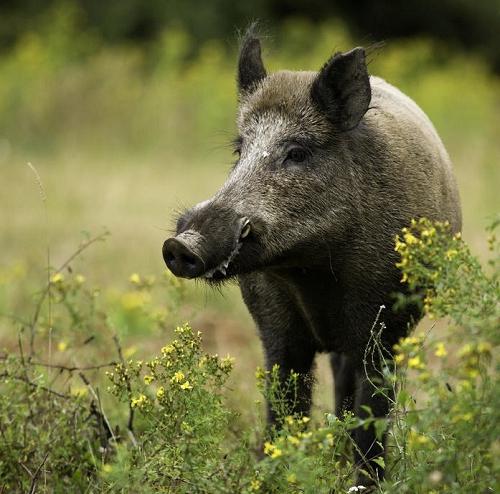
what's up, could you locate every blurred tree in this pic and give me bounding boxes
[0,0,499,72]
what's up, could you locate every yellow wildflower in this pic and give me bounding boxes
[71,386,88,397]
[403,232,418,245]
[326,433,334,446]
[51,272,64,284]
[287,435,300,446]
[221,355,235,370]
[434,342,447,358]
[144,375,154,385]
[255,367,266,380]
[478,341,492,355]
[124,345,137,358]
[445,249,458,260]
[287,473,297,484]
[180,381,193,390]
[285,416,295,425]
[394,353,406,365]
[172,371,185,383]
[270,447,283,459]
[263,441,274,456]
[161,344,174,355]
[301,416,310,424]
[409,430,429,446]
[408,356,425,370]
[131,394,148,408]
[458,344,473,357]
[75,274,86,284]
[156,386,165,399]
[250,479,261,491]
[57,341,68,352]
[129,273,141,284]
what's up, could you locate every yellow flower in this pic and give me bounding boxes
[285,416,294,425]
[172,371,185,383]
[408,356,425,370]
[161,344,175,355]
[270,447,283,459]
[255,367,266,380]
[466,368,479,378]
[57,341,68,352]
[221,355,235,370]
[131,394,148,408]
[75,274,86,284]
[124,346,137,358]
[144,375,154,385]
[326,432,333,446]
[250,479,261,491]
[129,273,141,284]
[121,291,150,310]
[156,386,165,399]
[287,435,300,446]
[301,416,310,424]
[180,381,193,390]
[71,385,88,397]
[287,473,297,484]
[434,342,447,358]
[458,344,473,357]
[445,249,458,260]
[408,430,429,446]
[403,232,418,245]
[478,341,492,355]
[51,272,64,284]
[394,239,406,252]
[394,353,406,365]
[263,441,275,456]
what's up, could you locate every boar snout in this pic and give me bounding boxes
[162,234,205,279]
[163,213,253,280]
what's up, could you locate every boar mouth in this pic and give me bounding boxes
[203,218,251,280]
[163,216,251,281]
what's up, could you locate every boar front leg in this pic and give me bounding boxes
[240,275,317,425]
[259,319,317,425]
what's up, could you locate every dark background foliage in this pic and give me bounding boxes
[1,0,499,71]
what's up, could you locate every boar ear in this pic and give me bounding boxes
[311,47,371,131]
[238,26,267,93]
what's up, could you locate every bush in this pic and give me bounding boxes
[0,218,498,492]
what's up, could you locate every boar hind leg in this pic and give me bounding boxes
[352,369,392,485]
[330,352,356,417]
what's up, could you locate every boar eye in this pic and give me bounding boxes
[285,146,308,165]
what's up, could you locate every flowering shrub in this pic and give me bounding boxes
[0,218,498,492]
[385,218,499,493]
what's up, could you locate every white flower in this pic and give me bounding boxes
[347,486,367,493]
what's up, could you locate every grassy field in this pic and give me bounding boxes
[0,17,499,492]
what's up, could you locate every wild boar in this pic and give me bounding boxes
[162,27,461,484]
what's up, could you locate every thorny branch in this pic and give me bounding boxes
[112,334,137,443]
[28,230,110,357]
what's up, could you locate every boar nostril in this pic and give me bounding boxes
[180,253,197,268]
[163,238,204,279]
